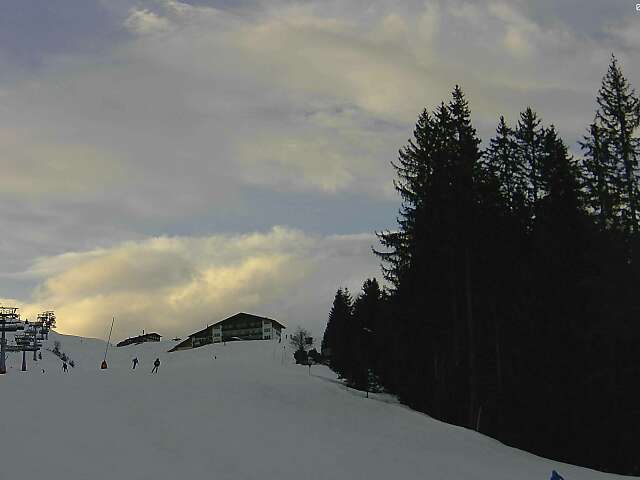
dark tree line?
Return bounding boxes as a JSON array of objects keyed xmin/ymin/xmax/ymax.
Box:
[{"xmin": 322, "ymin": 55, "xmax": 640, "ymax": 475}]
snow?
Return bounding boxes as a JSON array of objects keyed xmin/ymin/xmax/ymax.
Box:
[{"xmin": 0, "ymin": 331, "xmax": 631, "ymax": 480}]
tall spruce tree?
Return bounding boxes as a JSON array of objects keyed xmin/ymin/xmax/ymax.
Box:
[
  {"xmin": 321, "ymin": 290, "xmax": 340, "ymax": 354},
  {"xmin": 376, "ymin": 100, "xmax": 444, "ymax": 411},
  {"xmin": 485, "ymin": 116, "xmax": 527, "ymax": 213},
  {"xmin": 349, "ymin": 278, "xmax": 384, "ymax": 391},
  {"xmin": 449, "ymin": 85, "xmax": 483, "ymax": 429},
  {"xmin": 594, "ymin": 55, "xmax": 640, "ymax": 235},
  {"xmin": 527, "ymin": 126, "xmax": 590, "ymax": 457},
  {"xmin": 376, "ymin": 86, "xmax": 484, "ymax": 427},
  {"xmin": 323, "ymin": 288, "xmax": 352, "ymax": 375},
  {"xmin": 580, "ymin": 120, "xmax": 618, "ymax": 230},
  {"xmin": 515, "ymin": 107, "xmax": 545, "ymax": 215},
  {"xmin": 376, "ymin": 109, "xmax": 435, "ymax": 290},
  {"xmin": 539, "ymin": 126, "xmax": 583, "ymax": 214}
]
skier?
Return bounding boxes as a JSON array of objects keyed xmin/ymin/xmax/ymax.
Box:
[
  {"xmin": 151, "ymin": 358, "xmax": 160, "ymax": 374},
  {"xmin": 132, "ymin": 357, "xmax": 139, "ymax": 369},
  {"xmin": 550, "ymin": 470, "xmax": 565, "ymax": 480},
  {"xmin": 62, "ymin": 362, "xmax": 68, "ymax": 373}
]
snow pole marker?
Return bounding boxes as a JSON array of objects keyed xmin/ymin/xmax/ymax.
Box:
[
  {"xmin": 101, "ymin": 317, "xmax": 115, "ymax": 370},
  {"xmin": 0, "ymin": 318, "xmax": 6, "ymax": 375}
]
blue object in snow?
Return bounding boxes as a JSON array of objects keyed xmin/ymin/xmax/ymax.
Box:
[{"xmin": 550, "ymin": 470, "xmax": 565, "ymax": 480}]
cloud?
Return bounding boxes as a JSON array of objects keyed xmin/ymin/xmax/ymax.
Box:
[
  {"xmin": 607, "ymin": 18, "xmax": 640, "ymax": 51},
  {"xmin": 20, "ymin": 227, "xmax": 381, "ymax": 340},
  {"xmin": 124, "ymin": 7, "xmax": 173, "ymax": 35},
  {"xmin": 3, "ymin": 0, "xmax": 637, "ymax": 208},
  {"xmin": 229, "ymin": 4, "xmax": 441, "ymax": 122},
  {"xmin": 0, "ymin": 128, "xmax": 127, "ymax": 197},
  {"xmin": 238, "ymin": 135, "xmax": 356, "ymax": 193},
  {"xmin": 235, "ymin": 105, "xmax": 399, "ymax": 196}
]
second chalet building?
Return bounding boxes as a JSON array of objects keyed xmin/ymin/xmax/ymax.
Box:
[
  {"xmin": 117, "ymin": 332, "xmax": 162, "ymax": 347},
  {"xmin": 169, "ymin": 313, "xmax": 285, "ymax": 352}
]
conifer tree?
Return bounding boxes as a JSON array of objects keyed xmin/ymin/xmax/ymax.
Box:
[
  {"xmin": 449, "ymin": 86, "xmax": 483, "ymax": 428},
  {"xmin": 580, "ymin": 120, "xmax": 618, "ymax": 229},
  {"xmin": 324, "ymin": 288, "xmax": 352, "ymax": 375},
  {"xmin": 594, "ymin": 55, "xmax": 640, "ymax": 235},
  {"xmin": 485, "ymin": 116, "xmax": 527, "ymax": 212},
  {"xmin": 477, "ymin": 118, "xmax": 522, "ymax": 408},
  {"xmin": 376, "ymin": 86, "xmax": 485, "ymax": 426},
  {"xmin": 515, "ymin": 107, "xmax": 546, "ymax": 213},
  {"xmin": 349, "ymin": 279, "xmax": 383, "ymax": 390},
  {"xmin": 376, "ymin": 109, "xmax": 435, "ymax": 290},
  {"xmin": 321, "ymin": 290, "xmax": 341, "ymax": 353},
  {"xmin": 540, "ymin": 126, "xmax": 583, "ymax": 214},
  {"xmin": 376, "ymin": 99, "xmax": 452, "ymax": 412}
]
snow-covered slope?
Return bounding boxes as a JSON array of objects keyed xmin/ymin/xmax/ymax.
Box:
[{"xmin": 0, "ymin": 331, "xmax": 630, "ymax": 480}]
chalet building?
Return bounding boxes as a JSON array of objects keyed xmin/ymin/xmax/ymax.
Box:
[
  {"xmin": 117, "ymin": 332, "xmax": 161, "ymax": 347},
  {"xmin": 169, "ymin": 313, "xmax": 285, "ymax": 352}
]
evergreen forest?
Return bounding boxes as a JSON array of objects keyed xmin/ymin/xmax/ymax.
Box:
[{"xmin": 322, "ymin": 55, "xmax": 640, "ymax": 475}]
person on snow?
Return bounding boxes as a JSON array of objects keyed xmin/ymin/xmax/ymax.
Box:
[
  {"xmin": 151, "ymin": 358, "xmax": 160, "ymax": 374},
  {"xmin": 62, "ymin": 362, "xmax": 68, "ymax": 373},
  {"xmin": 38, "ymin": 351, "xmax": 42, "ymax": 360},
  {"xmin": 132, "ymin": 357, "xmax": 139, "ymax": 369},
  {"xmin": 550, "ymin": 470, "xmax": 565, "ymax": 480}
]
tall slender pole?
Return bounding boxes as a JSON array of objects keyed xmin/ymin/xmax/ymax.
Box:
[
  {"xmin": 33, "ymin": 328, "xmax": 38, "ymax": 361},
  {"xmin": 22, "ymin": 349, "xmax": 27, "ymax": 371},
  {"xmin": 0, "ymin": 319, "xmax": 6, "ymax": 375},
  {"xmin": 102, "ymin": 317, "xmax": 115, "ymax": 369},
  {"xmin": 104, "ymin": 317, "xmax": 115, "ymax": 362}
]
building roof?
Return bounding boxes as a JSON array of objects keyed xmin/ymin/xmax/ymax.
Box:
[
  {"xmin": 168, "ymin": 313, "xmax": 286, "ymax": 352},
  {"xmin": 188, "ymin": 313, "xmax": 286, "ymax": 336},
  {"xmin": 211, "ymin": 312, "xmax": 286, "ymax": 330},
  {"xmin": 189, "ymin": 324, "xmax": 211, "ymax": 338},
  {"xmin": 117, "ymin": 332, "xmax": 162, "ymax": 346}
]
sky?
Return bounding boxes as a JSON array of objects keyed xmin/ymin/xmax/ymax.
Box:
[{"xmin": 0, "ymin": 0, "xmax": 638, "ymax": 341}]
